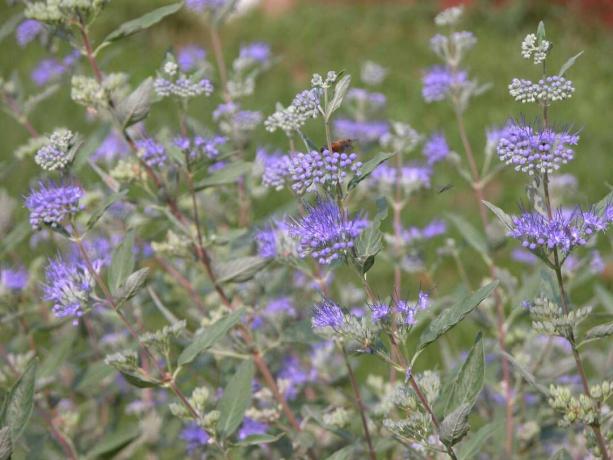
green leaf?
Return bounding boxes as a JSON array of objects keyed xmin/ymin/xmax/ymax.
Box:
[
  {"xmin": 0, "ymin": 359, "xmax": 36, "ymax": 441},
  {"xmin": 447, "ymin": 214, "xmax": 491, "ymax": 263},
  {"xmin": 86, "ymin": 424, "xmax": 140, "ymax": 458},
  {"xmin": 217, "ymin": 359, "xmax": 254, "ymax": 438},
  {"xmin": 116, "ymin": 78, "xmax": 154, "ymax": 128},
  {"xmin": 354, "ymin": 223, "xmax": 383, "ymax": 274},
  {"xmin": 550, "ymin": 448, "xmax": 573, "ymax": 460},
  {"xmin": 537, "ymin": 20, "xmax": 546, "ymax": 43},
  {"xmin": 296, "ymin": 129, "xmax": 319, "ymax": 152},
  {"xmin": 326, "ymin": 74, "xmax": 351, "ymax": 118},
  {"xmin": 0, "ymin": 13, "xmax": 22, "ymax": 45},
  {"xmin": 482, "ymin": 200, "xmax": 513, "ymax": 228},
  {"xmin": 0, "ymin": 221, "xmax": 30, "ymax": 258},
  {"xmin": 583, "ymin": 321, "xmax": 613, "ymax": 342},
  {"xmin": 23, "ymin": 84, "xmax": 60, "ymax": 115},
  {"xmin": 558, "ymin": 51, "xmax": 584, "ymax": 77},
  {"xmin": 440, "ymin": 403, "xmax": 471, "ymax": 446},
  {"xmin": 0, "ymin": 427, "xmax": 12, "ymax": 460},
  {"xmin": 100, "ymin": 2, "xmax": 183, "ymax": 45},
  {"xmin": 233, "ymin": 432, "xmax": 284, "ymax": 447},
  {"xmin": 178, "ymin": 309, "xmax": 244, "ymax": 366},
  {"xmin": 115, "ymin": 268, "xmax": 150, "ymax": 304},
  {"xmin": 86, "ymin": 191, "xmax": 127, "ymax": 231},
  {"xmin": 73, "ymin": 126, "xmax": 111, "ymax": 172},
  {"xmin": 418, "ymin": 282, "xmax": 498, "ymax": 351},
  {"xmin": 120, "ymin": 370, "xmax": 161, "ymax": 389},
  {"xmin": 108, "ymin": 229, "xmax": 136, "ymax": 294},
  {"xmin": 39, "ymin": 329, "xmax": 76, "ymax": 379},
  {"xmin": 325, "ymin": 445, "xmax": 357, "ymax": 460},
  {"xmin": 76, "ymin": 362, "xmax": 115, "ymax": 393},
  {"xmin": 499, "ymin": 350, "xmax": 549, "ymax": 396},
  {"xmin": 194, "ymin": 161, "xmax": 252, "ymax": 190},
  {"xmin": 443, "ymin": 333, "xmax": 485, "ymax": 414},
  {"xmin": 596, "ymin": 284, "xmax": 613, "ymax": 313},
  {"xmin": 458, "ymin": 422, "xmax": 502, "ymax": 460},
  {"xmin": 216, "ymin": 256, "xmax": 269, "ymax": 284},
  {"xmin": 348, "ymin": 151, "xmax": 396, "ymax": 191}
]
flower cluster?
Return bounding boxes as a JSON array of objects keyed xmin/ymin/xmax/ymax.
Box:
[
  {"xmin": 31, "ymin": 50, "xmax": 80, "ymax": 86},
  {"xmin": 289, "ymin": 199, "xmax": 368, "ymax": 264},
  {"xmin": 521, "ymin": 33, "xmax": 550, "ymax": 65},
  {"xmin": 361, "ymin": 60, "xmax": 388, "ymax": 86},
  {"xmin": 312, "ymin": 299, "xmax": 345, "ymax": 330},
  {"xmin": 185, "ymin": 0, "xmax": 229, "ymax": 14},
  {"xmin": 16, "ymin": 19, "xmax": 44, "ymax": 47},
  {"xmin": 154, "ymin": 59, "xmax": 213, "ymax": 99},
  {"xmin": 177, "ymin": 45, "xmax": 207, "ymax": 72},
  {"xmin": 35, "ymin": 128, "xmax": 78, "ymax": 171},
  {"xmin": 333, "ymin": 119, "xmax": 389, "ymax": 144},
  {"xmin": 0, "ymin": 267, "xmax": 29, "ymax": 293},
  {"xmin": 508, "ymin": 76, "xmax": 574, "ymax": 105},
  {"xmin": 135, "ymin": 138, "xmax": 167, "ymax": 168},
  {"xmin": 25, "ymin": 181, "xmax": 83, "ymax": 230},
  {"xmin": 496, "ymin": 123, "xmax": 579, "ymax": 175},
  {"xmin": 214, "ymin": 102, "xmax": 263, "ymax": 137},
  {"xmin": 368, "ymin": 164, "xmax": 432, "ymax": 193},
  {"xmin": 265, "ymin": 88, "xmax": 322, "ymax": 135},
  {"xmin": 174, "ymin": 135, "xmax": 227, "ymax": 160},
  {"xmin": 25, "ymin": 0, "xmax": 110, "ymax": 25},
  {"xmin": 422, "ymin": 66, "xmax": 468, "ymax": 103},
  {"xmin": 402, "ymin": 220, "xmax": 447, "ymax": 244},
  {"xmin": 257, "ymin": 149, "xmax": 291, "ymax": 190},
  {"xmin": 380, "ymin": 122, "xmax": 421, "ymax": 153},
  {"xmin": 92, "ymin": 131, "xmax": 130, "ymax": 163},
  {"xmin": 288, "ymin": 149, "xmax": 362, "ymax": 195},
  {"xmin": 369, "ymin": 292, "xmax": 431, "ymax": 326},
  {"xmin": 429, "ymin": 31, "xmax": 477, "ymax": 65},
  {"xmin": 422, "ymin": 132, "xmax": 450, "ymax": 165},
  {"xmin": 508, "ymin": 206, "xmax": 612, "ymax": 257},
  {"xmin": 43, "ymin": 256, "xmax": 96, "ymax": 325}
]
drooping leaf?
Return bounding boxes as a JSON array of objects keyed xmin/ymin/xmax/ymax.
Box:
[
  {"xmin": 499, "ymin": 350, "xmax": 549, "ymax": 396},
  {"xmin": 108, "ymin": 228, "xmax": 136, "ymax": 294},
  {"xmin": 217, "ymin": 359, "xmax": 254, "ymax": 438},
  {"xmin": 85, "ymin": 424, "xmax": 140, "ymax": 458},
  {"xmin": 120, "ymin": 370, "xmax": 161, "ymax": 389},
  {"xmin": 583, "ymin": 321, "xmax": 613, "ymax": 342},
  {"xmin": 23, "ymin": 84, "xmax": 60, "ymax": 115},
  {"xmin": 418, "ymin": 282, "xmax": 498, "ymax": 351},
  {"xmin": 550, "ymin": 448, "xmax": 573, "ymax": 460},
  {"xmin": 0, "ymin": 359, "xmax": 37, "ymax": 441},
  {"xmin": 348, "ymin": 151, "xmax": 397, "ymax": 191},
  {"xmin": 116, "ymin": 78, "xmax": 154, "ymax": 128},
  {"xmin": 326, "ymin": 74, "xmax": 351, "ymax": 118},
  {"xmin": 354, "ymin": 223, "xmax": 383, "ymax": 274},
  {"xmin": 0, "ymin": 427, "xmax": 11, "ymax": 460},
  {"xmin": 178, "ymin": 309, "xmax": 244, "ymax": 366},
  {"xmin": 100, "ymin": 3, "xmax": 183, "ymax": 46},
  {"xmin": 447, "ymin": 214, "xmax": 491, "ymax": 263},
  {"xmin": 440, "ymin": 403, "xmax": 471, "ymax": 446},
  {"xmin": 86, "ymin": 190, "xmax": 127, "ymax": 231},
  {"xmin": 215, "ymin": 256, "xmax": 269, "ymax": 284},
  {"xmin": 115, "ymin": 268, "xmax": 150, "ymax": 304},
  {"xmin": 39, "ymin": 329, "xmax": 76, "ymax": 379},
  {"xmin": 194, "ymin": 161, "xmax": 252, "ymax": 190},
  {"xmin": 443, "ymin": 333, "xmax": 485, "ymax": 414},
  {"xmin": 482, "ymin": 200, "xmax": 513, "ymax": 228},
  {"xmin": 458, "ymin": 422, "xmax": 503, "ymax": 460},
  {"xmin": 558, "ymin": 51, "xmax": 584, "ymax": 77}
]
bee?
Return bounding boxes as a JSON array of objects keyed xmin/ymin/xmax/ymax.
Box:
[{"xmin": 320, "ymin": 139, "xmax": 353, "ymax": 153}]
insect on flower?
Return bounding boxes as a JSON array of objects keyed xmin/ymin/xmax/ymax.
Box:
[{"xmin": 321, "ymin": 139, "xmax": 354, "ymax": 153}]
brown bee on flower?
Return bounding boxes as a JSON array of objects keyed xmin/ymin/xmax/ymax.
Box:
[{"xmin": 320, "ymin": 139, "xmax": 353, "ymax": 153}]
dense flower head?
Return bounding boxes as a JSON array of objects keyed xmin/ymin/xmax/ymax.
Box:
[
  {"xmin": 35, "ymin": 128, "xmax": 78, "ymax": 171},
  {"xmin": 369, "ymin": 303, "xmax": 390, "ymax": 322},
  {"xmin": 16, "ymin": 20, "xmax": 44, "ymax": 47},
  {"xmin": 31, "ymin": 50, "xmax": 79, "ymax": 86},
  {"xmin": 508, "ymin": 76, "xmax": 574, "ymax": 105},
  {"xmin": 174, "ymin": 135, "xmax": 227, "ymax": 160},
  {"xmin": 422, "ymin": 132, "xmax": 450, "ymax": 165},
  {"xmin": 289, "ymin": 199, "xmax": 368, "ymax": 264},
  {"xmin": 312, "ymin": 298, "xmax": 345, "ymax": 329},
  {"xmin": 180, "ymin": 423, "xmax": 210, "ymax": 453},
  {"xmin": 257, "ymin": 149, "xmax": 291, "ymax": 190},
  {"xmin": 430, "ymin": 31, "xmax": 476, "ymax": 63},
  {"xmin": 402, "ymin": 219, "xmax": 447, "ymax": 244},
  {"xmin": 238, "ymin": 417, "xmax": 269, "ymax": 440},
  {"xmin": 333, "ymin": 119, "xmax": 389, "ymax": 144},
  {"xmin": 422, "ymin": 66, "xmax": 467, "ymax": 102},
  {"xmin": 92, "ymin": 131, "xmax": 130, "ymax": 163},
  {"xmin": 0, "ymin": 267, "xmax": 29, "ymax": 292},
  {"xmin": 256, "ymin": 227, "xmax": 277, "ymax": 258},
  {"xmin": 496, "ymin": 123, "xmax": 579, "ymax": 175},
  {"xmin": 177, "ymin": 45, "xmax": 206, "ymax": 72},
  {"xmin": 521, "ymin": 33, "xmax": 550, "ymax": 65},
  {"xmin": 154, "ymin": 59, "xmax": 213, "ymax": 99},
  {"xmin": 508, "ymin": 206, "xmax": 613, "ymax": 257},
  {"xmin": 368, "ymin": 163, "xmax": 432, "ymax": 192},
  {"xmin": 288, "ymin": 149, "xmax": 362, "ymax": 195},
  {"xmin": 361, "ymin": 60, "xmax": 388, "ymax": 86},
  {"xmin": 265, "ymin": 88, "xmax": 322, "ymax": 135},
  {"xmin": 434, "ymin": 6, "xmax": 463, "ymax": 26},
  {"xmin": 135, "ymin": 138, "xmax": 167, "ymax": 168},
  {"xmin": 43, "ymin": 256, "xmax": 96, "ymax": 325},
  {"xmin": 346, "ymin": 88, "xmax": 387, "ymax": 110},
  {"xmin": 239, "ymin": 41, "xmax": 271, "ymax": 63},
  {"xmin": 214, "ymin": 102, "xmax": 262, "ymax": 135},
  {"xmin": 278, "ymin": 355, "xmax": 316, "ymax": 399},
  {"xmin": 25, "ymin": 181, "xmax": 83, "ymax": 230}
]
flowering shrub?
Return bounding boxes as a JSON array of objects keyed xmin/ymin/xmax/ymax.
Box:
[{"xmin": 0, "ymin": 2, "xmax": 611, "ymax": 459}]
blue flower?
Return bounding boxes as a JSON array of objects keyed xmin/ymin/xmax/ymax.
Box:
[
  {"xmin": 288, "ymin": 149, "xmax": 362, "ymax": 195},
  {"xmin": 177, "ymin": 45, "xmax": 206, "ymax": 72},
  {"xmin": 16, "ymin": 20, "xmax": 44, "ymax": 47},
  {"xmin": 135, "ymin": 138, "xmax": 167, "ymax": 168},
  {"xmin": 422, "ymin": 132, "xmax": 450, "ymax": 165},
  {"xmin": 239, "ymin": 42, "xmax": 271, "ymax": 63},
  {"xmin": 0, "ymin": 267, "xmax": 29, "ymax": 292},
  {"xmin": 422, "ymin": 66, "xmax": 467, "ymax": 102},
  {"xmin": 180, "ymin": 423, "xmax": 209, "ymax": 453},
  {"xmin": 312, "ymin": 299, "xmax": 345, "ymax": 330},
  {"xmin": 333, "ymin": 119, "xmax": 389, "ymax": 144},
  {"xmin": 25, "ymin": 181, "xmax": 83, "ymax": 230},
  {"xmin": 238, "ymin": 417, "xmax": 269, "ymax": 440}
]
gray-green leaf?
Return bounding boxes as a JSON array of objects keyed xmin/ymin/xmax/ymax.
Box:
[
  {"xmin": 482, "ymin": 200, "xmax": 513, "ymax": 228},
  {"xmin": 418, "ymin": 281, "xmax": 498, "ymax": 351},
  {"xmin": 558, "ymin": 51, "xmax": 583, "ymax": 77},
  {"xmin": 458, "ymin": 422, "xmax": 502, "ymax": 460},
  {"xmin": 216, "ymin": 256, "xmax": 268, "ymax": 284},
  {"xmin": 178, "ymin": 309, "xmax": 244, "ymax": 366},
  {"xmin": 0, "ymin": 427, "xmax": 11, "ymax": 460},
  {"xmin": 326, "ymin": 74, "xmax": 351, "ymax": 119},
  {"xmin": 116, "ymin": 268, "xmax": 150, "ymax": 304},
  {"xmin": 499, "ymin": 350, "xmax": 549, "ymax": 396},
  {"xmin": 86, "ymin": 191, "xmax": 127, "ymax": 231},
  {"xmin": 440, "ymin": 403, "xmax": 471, "ymax": 446},
  {"xmin": 447, "ymin": 214, "xmax": 491, "ymax": 263},
  {"xmin": 116, "ymin": 78, "xmax": 154, "ymax": 128},
  {"xmin": 584, "ymin": 321, "xmax": 613, "ymax": 341},
  {"xmin": 194, "ymin": 161, "xmax": 252, "ymax": 190},
  {"xmin": 348, "ymin": 151, "xmax": 397, "ymax": 191},
  {"xmin": 108, "ymin": 229, "xmax": 136, "ymax": 294},
  {"xmin": 0, "ymin": 359, "xmax": 36, "ymax": 441},
  {"xmin": 86, "ymin": 424, "xmax": 140, "ymax": 458},
  {"xmin": 443, "ymin": 333, "xmax": 484, "ymax": 414},
  {"xmin": 217, "ymin": 359, "xmax": 254, "ymax": 438}
]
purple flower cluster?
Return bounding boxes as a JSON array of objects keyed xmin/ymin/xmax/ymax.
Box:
[
  {"xmin": 16, "ymin": 20, "xmax": 44, "ymax": 47},
  {"xmin": 288, "ymin": 149, "xmax": 362, "ymax": 195},
  {"xmin": 289, "ymin": 199, "xmax": 368, "ymax": 264},
  {"xmin": 0, "ymin": 267, "xmax": 29, "ymax": 292},
  {"xmin": 177, "ymin": 45, "xmax": 206, "ymax": 72},
  {"xmin": 496, "ymin": 123, "xmax": 579, "ymax": 175},
  {"xmin": 369, "ymin": 163, "xmax": 432, "ymax": 191},
  {"xmin": 422, "ymin": 66, "xmax": 468, "ymax": 102},
  {"xmin": 213, "ymin": 102, "xmax": 263, "ymax": 133},
  {"xmin": 508, "ymin": 76, "xmax": 574, "ymax": 104},
  {"xmin": 31, "ymin": 50, "xmax": 80, "ymax": 86},
  {"xmin": 402, "ymin": 219, "xmax": 447, "ymax": 244},
  {"xmin": 278, "ymin": 355, "xmax": 316, "ymax": 400},
  {"xmin": 174, "ymin": 135, "xmax": 227, "ymax": 160},
  {"xmin": 180, "ymin": 423, "xmax": 209, "ymax": 453},
  {"xmin": 346, "ymin": 88, "xmax": 386, "ymax": 110},
  {"xmin": 238, "ymin": 417, "xmax": 269, "ymax": 440},
  {"xmin": 369, "ymin": 291, "xmax": 430, "ymax": 325},
  {"xmin": 185, "ymin": 0, "xmax": 228, "ymax": 13},
  {"xmin": 422, "ymin": 132, "xmax": 450, "ymax": 165},
  {"xmin": 509, "ymin": 206, "xmax": 613, "ymax": 257},
  {"xmin": 239, "ymin": 42, "xmax": 271, "ymax": 63},
  {"xmin": 43, "ymin": 256, "xmax": 96, "ymax": 325},
  {"xmin": 154, "ymin": 76, "xmax": 213, "ymax": 98},
  {"xmin": 312, "ymin": 298, "xmax": 345, "ymax": 329},
  {"xmin": 256, "ymin": 226, "xmax": 278, "ymax": 258},
  {"xmin": 92, "ymin": 131, "xmax": 130, "ymax": 163},
  {"xmin": 333, "ymin": 119, "xmax": 389, "ymax": 144},
  {"xmin": 257, "ymin": 149, "xmax": 291, "ymax": 190},
  {"xmin": 135, "ymin": 138, "xmax": 167, "ymax": 168},
  {"xmin": 25, "ymin": 181, "xmax": 83, "ymax": 230}
]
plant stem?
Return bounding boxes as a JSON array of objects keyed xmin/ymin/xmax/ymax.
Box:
[
  {"xmin": 209, "ymin": 26, "xmax": 230, "ymax": 102},
  {"xmin": 0, "ymin": 92, "xmax": 40, "ymax": 137},
  {"xmin": 341, "ymin": 345, "xmax": 377, "ymax": 460}
]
